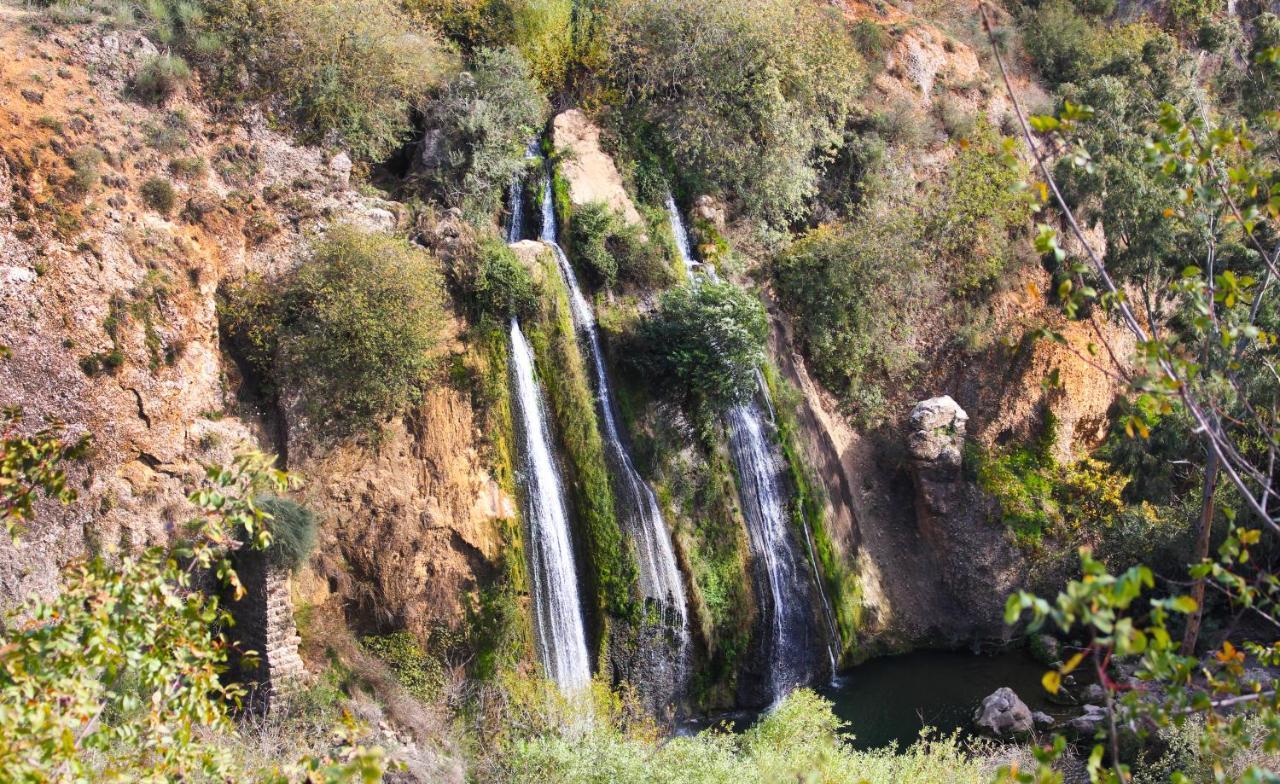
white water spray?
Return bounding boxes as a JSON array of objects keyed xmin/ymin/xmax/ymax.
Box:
[
  {"xmin": 540, "ymin": 181, "xmax": 689, "ymax": 637},
  {"xmin": 666, "ymin": 196, "xmax": 840, "ymax": 697},
  {"xmin": 508, "ymin": 319, "xmax": 592, "ymax": 691}
]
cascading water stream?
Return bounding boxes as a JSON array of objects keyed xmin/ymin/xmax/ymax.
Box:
[
  {"xmin": 538, "ymin": 180, "xmax": 690, "ymax": 646},
  {"xmin": 509, "ymin": 319, "xmax": 592, "ymax": 691},
  {"xmin": 666, "ymin": 196, "xmax": 840, "ymax": 697},
  {"xmin": 503, "ymin": 157, "xmax": 591, "ymax": 692}
]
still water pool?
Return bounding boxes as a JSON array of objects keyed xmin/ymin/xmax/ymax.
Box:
[{"xmin": 820, "ymin": 649, "xmax": 1058, "ymax": 750}]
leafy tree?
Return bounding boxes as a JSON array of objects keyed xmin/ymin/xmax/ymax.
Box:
[
  {"xmin": 605, "ymin": 0, "xmax": 864, "ymax": 227},
  {"xmin": 979, "ymin": 4, "xmax": 1280, "ymax": 777},
  {"xmin": 772, "ymin": 216, "xmax": 933, "ymax": 426},
  {"xmin": 199, "ymin": 0, "xmax": 456, "ymax": 160},
  {"xmin": 281, "ymin": 226, "xmax": 447, "ymax": 435},
  {"xmin": 422, "ymin": 46, "xmax": 549, "ymax": 222},
  {"xmin": 931, "ymin": 125, "xmax": 1032, "ymax": 294},
  {"xmin": 633, "ymin": 280, "xmax": 768, "ymax": 411},
  {"xmin": 1, "ymin": 405, "xmax": 89, "ymax": 541},
  {"xmin": 0, "ymin": 437, "xmax": 386, "ymax": 782}
]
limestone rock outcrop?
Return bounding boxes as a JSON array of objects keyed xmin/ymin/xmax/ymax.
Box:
[
  {"xmin": 550, "ymin": 109, "xmax": 642, "ymax": 226},
  {"xmin": 974, "ymin": 687, "xmax": 1034, "ymax": 737},
  {"xmin": 906, "ymin": 395, "xmax": 1024, "ymax": 642}
]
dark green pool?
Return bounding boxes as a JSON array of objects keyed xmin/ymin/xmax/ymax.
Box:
[{"xmin": 820, "ymin": 649, "xmax": 1060, "ymax": 750}]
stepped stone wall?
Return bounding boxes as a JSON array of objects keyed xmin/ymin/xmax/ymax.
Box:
[{"xmin": 230, "ymin": 553, "xmax": 308, "ymax": 712}]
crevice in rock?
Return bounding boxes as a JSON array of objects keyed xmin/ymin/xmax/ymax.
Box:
[{"xmin": 129, "ymin": 387, "xmax": 151, "ymax": 428}]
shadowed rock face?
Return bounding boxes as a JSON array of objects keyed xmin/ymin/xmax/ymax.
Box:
[{"xmin": 906, "ymin": 396, "xmax": 1024, "ymax": 645}]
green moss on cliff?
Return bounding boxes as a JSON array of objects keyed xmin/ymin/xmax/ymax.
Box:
[
  {"xmin": 763, "ymin": 366, "xmax": 863, "ymax": 665},
  {"xmin": 525, "ymin": 253, "xmax": 640, "ymax": 624},
  {"xmin": 466, "ymin": 317, "xmax": 533, "ymax": 679}
]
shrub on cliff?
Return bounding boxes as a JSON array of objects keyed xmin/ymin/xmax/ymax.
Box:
[
  {"xmin": 772, "ymin": 216, "xmax": 932, "ymax": 426},
  {"xmin": 253, "ymin": 495, "xmax": 318, "ymax": 570},
  {"xmin": 567, "ymin": 201, "xmax": 670, "ymax": 289},
  {"xmin": 421, "ymin": 46, "xmax": 548, "ymax": 222},
  {"xmin": 198, "ymin": 0, "xmax": 456, "ymax": 160},
  {"xmin": 605, "ymin": 0, "xmax": 864, "ymax": 227},
  {"xmin": 633, "ymin": 280, "xmax": 768, "ymax": 411},
  {"xmin": 281, "ymin": 225, "xmax": 447, "ymax": 434},
  {"xmin": 132, "ymin": 53, "xmax": 191, "ymax": 104},
  {"xmin": 461, "ymin": 237, "xmax": 543, "ymax": 321}
]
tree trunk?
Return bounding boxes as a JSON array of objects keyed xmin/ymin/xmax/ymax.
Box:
[{"xmin": 1181, "ymin": 450, "xmax": 1220, "ymax": 657}]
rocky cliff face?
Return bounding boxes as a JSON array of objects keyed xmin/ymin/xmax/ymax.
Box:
[{"xmin": 0, "ymin": 8, "xmax": 508, "ymax": 640}]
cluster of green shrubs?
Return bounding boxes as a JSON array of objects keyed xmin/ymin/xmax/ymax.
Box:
[
  {"xmin": 567, "ymin": 201, "xmax": 670, "ymax": 290},
  {"xmin": 772, "ymin": 124, "xmax": 1029, "ymax": 425},
  {"xmin": 485, "ymin": 687, "xmax": 1003, "ymax": 784},
  {"xmin": 966, "ymin": 414, "xmax": 1133, "ymax": 546},
  {"xmin": 450, "ymin": 236, "xmax": 544, "ymax": 322},
  {"xmin": 419, "ymin": 46, "xmax": 548, "ymax": 222},
  {"xmin": 360, "ymin": 630, "xmax": 449, "ymax": 701},
  {"xmin": 772, "ymin": 218, "xmax": 930, "ymax": 426},
  {"xmin": 630, "ymin": 280, "xmax": 768, "ymax": 414},
  {"xmin": 605, "ymin": 0, "xmax": 865, "ymax": 227},
  {"xmin": 218, "ymin": 224, "xmax": 447, "ymax": 437}
]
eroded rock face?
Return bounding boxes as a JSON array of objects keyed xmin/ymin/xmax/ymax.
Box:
[
  {"xmin": 292, "ymin": 380, "xmax": 514, "ymax": 637},
  {"xmin": 974, "ymin": 687, "xmax": 1034, "ymax": 737},
  {"xmin": 550, "ymin": 109, "xmax": 643, "ymax": 226},
  {"xmin": 0, "ymin": 19, "xmax": 512, "ymax": 651}
]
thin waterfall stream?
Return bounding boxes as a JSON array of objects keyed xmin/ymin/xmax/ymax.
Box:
[
  {"xmin": 666, "ymin": 197, "xmax": 839, "ymax": 699},
  {"xmin": 509, "ymin": 319, "xmax": 592, "ymax": 691},
  {"xmin": 504, "ymin": 161, "xmax": 591, "ymax": 692},
  {"xmin": 537, "ymin": 178, "xmax": 691, "ymax": 687}
]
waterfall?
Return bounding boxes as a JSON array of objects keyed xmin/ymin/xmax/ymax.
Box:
[
  {"xmin": 666, "ymin": 197, "xmax": 839, "ymax": 698},
  {"xmin": 509, "ymin": 318, "xmax": 592, "ymax": 691},
  {"xmin": 539, "ymin": 179, "xmax": 690, "ymax": 646}
]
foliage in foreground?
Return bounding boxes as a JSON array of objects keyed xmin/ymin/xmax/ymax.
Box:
[
  {"xmin": 0, "ymin": 435, "xmax": 385, "ymax": 782},
  {"xmin": 487, "ymin": 686, "xmax": 1004, "ymax": 784}
]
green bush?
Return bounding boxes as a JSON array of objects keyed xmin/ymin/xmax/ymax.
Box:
[
  {"xmin": 168, "ymin": 156, "xmax": 206, "ymax": 180},
  {"xmin": 968, "ymin": 416, "xmax": 1131, "ymax": 546},
  {"xmin": 633, "ymin": 280, "xmax": 768, "ymax": 411},
  {"xmin": 132, "ymin": 54, "xmax": 191, "ymax": 104},
  {"xmin": 466, "ymin": 237, "xmax": 543, "ymax": 321},
  {"xmin": 772, "ymin": 218, "xmax": 932, "ymax": 427},
  {"xmin": 567, "ymin": 201, "xmax": 670, "ymax": 289},
  {"xmin": 606, "ymin": 0, "xmax": 864, "ymax": 226},
  {"xmin": 217, "ymin": 273, "xmax": 281, "ymax": 395},
  {"xmin": 201, "ymin": 0, "xmax": 456, "ymax": 159},
  {"xmin": 930, "ymin": 124, "xmax": 1032, "ymax": 293},
  {"xmin": 421, "ymin": 46, "xmax": 548, "ymax": 222},
  {"xmin": 280, "ymin": 225, "xmax": 447, "ymax": 435},
  {"xmin": 494, "ymin": 687, "xmax": 1002, "ymax": 783},
  {"xmin": 360, "ymin": 631, "xmax": 446, "ymax": 701},
  {"xmin": 1021, "ymin": 0, "xmax": 1099, "ymax": 85},
  {"xmin": 255, "ymin": 495, "xmax": 318, "ymax": 570},
  {"xmin": 66, "ymin": 146, "xmax": 103, "ymax": 196},
  {"xmin": 140, "ymin": 176, "xmax": 177, "ymax": 215},
  {"xmin": 407, "ymin": 0, "xmax": 516, "ymax": 50}
]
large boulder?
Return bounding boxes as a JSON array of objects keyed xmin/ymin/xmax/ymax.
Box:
[
  {"xmin": 550, "ymin": 109, "xmax": 643, "ymax": 226},
  {"xmin": 974, "ymin": 687, "xmax": 1034, "ymax": 737}
]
